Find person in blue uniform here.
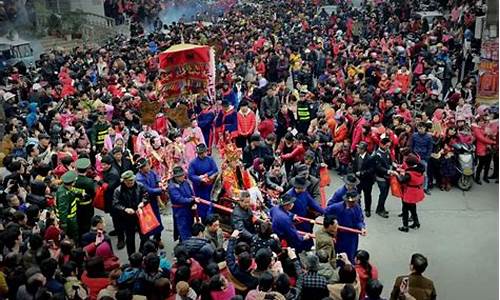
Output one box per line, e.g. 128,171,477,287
327,174,360,205
215,100,238,140
168,166,196,242
197,100,216,150
135,158,165,248
325,190,367,263
188,143,219,221
286,176,325,250
270,194,313,253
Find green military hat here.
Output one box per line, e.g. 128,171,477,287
121,170,135,181
61,170,78,184
76,158,91,170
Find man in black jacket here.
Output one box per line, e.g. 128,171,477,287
352,142,375,217
112,170,149,255
181,223,215,267
101,155,124,247
242,134,268,168
372,138,398,218
226,229,258,291
231,190,257,242
111,146,133,174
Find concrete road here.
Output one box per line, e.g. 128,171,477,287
103,165,499,300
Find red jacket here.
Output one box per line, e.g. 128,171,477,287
257,119,275,139
333,123,348,143
281,143,305,162
401,169,425,204
355,264,379,300
53,165,69,178
472,124,496,156
396,108,412,124
81,271,110,300
237,111,256,137
169,259,205,284
351,118,368,152
362,133,377,153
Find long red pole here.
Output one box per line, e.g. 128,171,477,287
194,198,363,235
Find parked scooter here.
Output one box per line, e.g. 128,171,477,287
453,143,475,191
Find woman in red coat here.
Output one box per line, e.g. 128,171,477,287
81,256,110,300
472,115,496,184
397,154,425,232
355,250,379,300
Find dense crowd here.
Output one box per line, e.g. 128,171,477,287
0,0,497,299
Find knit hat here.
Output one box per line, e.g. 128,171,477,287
44,225,61,243
304,150,315,160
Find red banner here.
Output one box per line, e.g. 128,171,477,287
477,38,499,102
157,44,213,102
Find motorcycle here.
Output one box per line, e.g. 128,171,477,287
453,143,475,191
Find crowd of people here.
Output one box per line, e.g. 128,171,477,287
0,0,496,299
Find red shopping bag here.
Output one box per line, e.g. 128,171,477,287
390,176,402,198
137,203,161,235
93,183,108,210
319,167,331,187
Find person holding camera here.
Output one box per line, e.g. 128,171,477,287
389,254,436,300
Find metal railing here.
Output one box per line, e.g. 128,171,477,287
80,12,115,28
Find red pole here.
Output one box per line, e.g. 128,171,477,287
194,198,362,235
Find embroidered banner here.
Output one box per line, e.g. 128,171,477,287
157,44,215,103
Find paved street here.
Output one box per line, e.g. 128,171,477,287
103,162,498,300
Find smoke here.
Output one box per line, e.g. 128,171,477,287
0,0,44,61
159,2,206,24
142,1,208,33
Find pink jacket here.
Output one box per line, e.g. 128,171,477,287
104,133,123,152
